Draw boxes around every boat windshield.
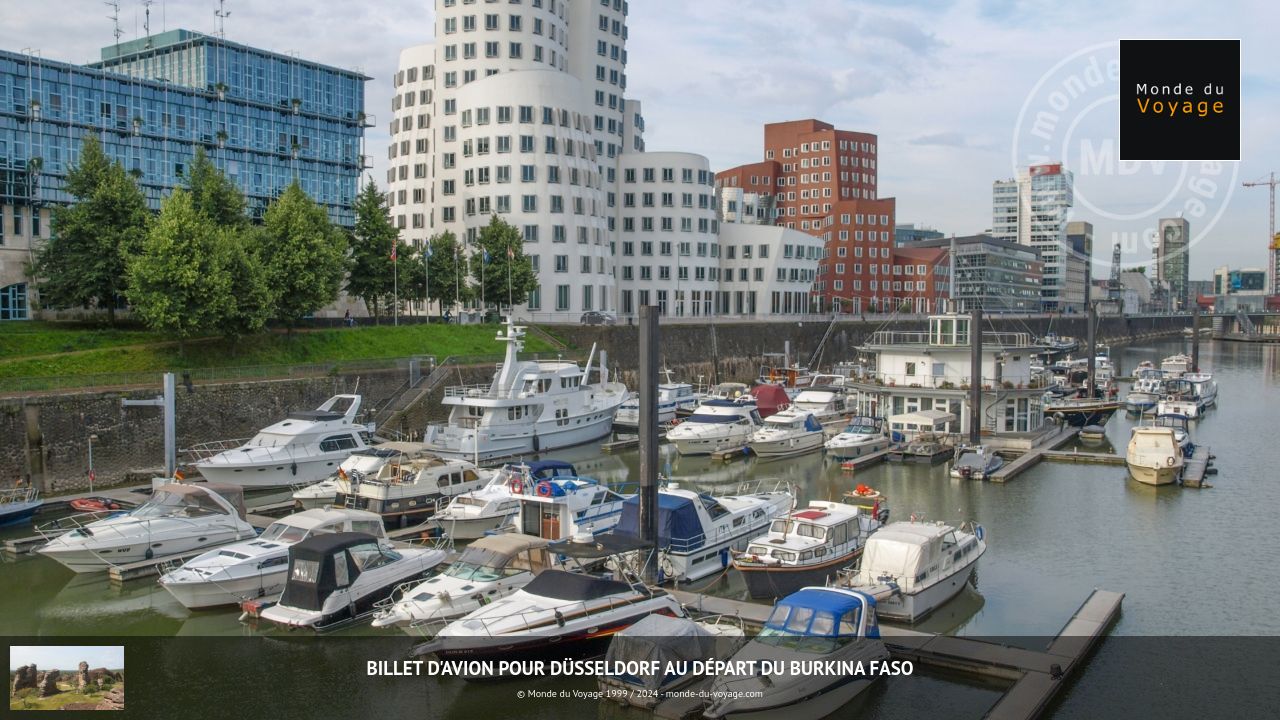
[844,422,878,435]
[686,413,739,424]
[246,432,296,448]
[769,519,825,539]
[132,489,226,518]
[260,522,310,543]
[757,604,862,652]
[443,546,522,582]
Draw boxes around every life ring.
[1166,456,1175,467]
[508,476,524,494]
[535,481,554,497]
[854,484,874,496]
[1166,395,1176,401]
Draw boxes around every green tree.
[423,231,471,317]
[345,181,400,321]
[184,147,247,227]
[467,215,539,311]
[125,190,234,349]
[260,181,347,329]
[35,135,148,324]
[214,227,274,343]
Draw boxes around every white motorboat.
[158,508,389,609]
[704,382,752,402]
[703,587,890,719]
[614,373,700,429]
[733,499,884,599]
[667,399,764,456]
[257,531,447,631]
[422,318,628,463]
[192,395,373,488]
[1155,377,1207,418]
[599,613,747,710]
[949,445,1005,480]
[1154,413,1194,456]
[611,482,793,583]
[1126,426,1184,485]
[1183,372,1218,408]
[510,460,632,541]
[335,454,488,528]
[824,416,890,459]
[838,519,986,623]
[1124,372,1166,413]
[749,411,825,458]
[425,462,536,539]
[291,443,435,510]
[1161,353,1192,378]
[785,385,853,431]
[37,483,256,573]
[0,486,42,527]
[370,534,553,630]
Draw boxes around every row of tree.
[32,135,539,343]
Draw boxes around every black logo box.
[1119,39,1240,161]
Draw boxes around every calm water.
[4,336,1278,718]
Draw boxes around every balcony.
[864,330,1036,348]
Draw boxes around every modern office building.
[894,223,944,247]
[992,163,1083,311]
[0,31,370,320]
[717,223,823,316]
[1155,217,1190,311]
[909,235,1043,313]
[1066,220,1094,305]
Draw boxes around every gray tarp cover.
[604,614,742,692]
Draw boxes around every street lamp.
[87,434,99,493]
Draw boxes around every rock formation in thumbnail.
[40,669,62,697]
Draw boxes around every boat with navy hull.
[949,445,1005,480]
[0,487,42,527]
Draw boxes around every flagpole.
[507,242,513,309]
[424,242,430,320]
[393,244,399,327]
[481,251,486,313]
[454,243,460,319]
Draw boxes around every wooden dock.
[667,587,1123,720]
[1039,449,1126,465]
[1181,445,1214,488]
[601,432,667,454]
[989,428,1080,482]
[710,445,752,462]
[835,447,893,472]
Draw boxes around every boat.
[749,411,825,458]
[1154,413,1194,456]
[422,318,628,463]
[1124,372,1166,413]
[370,534,554,631]
[614,372,700,429]
[757,361,820,397]
[1155,378,1209,418]
[509,460,633,541]
[598,613,747,710]
[837,519,986,623]
[825,416,891,459]
[291,443,438,510]
[257,531,447,631]
[37,483,256,573]
[610,482,793,583]
[334,454,488,528]
[748,383,792,418]
[667,399,764,456]
[0,487,43,527]
[67,497,123,513]
[784,385,854,431]
[192,395,373,488]
[1043,396,1122,427]
[733,499,885,599]
[842,485,890,522]
[1182,372,1218,408]
[1038,333,1080,356]
[1161,353,1192,378]
[704,382,752,402]
[887,433,955,464]
[702,587,890,719]
[949,445,1005,480]
[158,507,390,609]
[410,568,686,664]
[424,462,547,539]
[1126,426,1184,485]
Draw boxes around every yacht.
[424,462,544,539]
[193,395,373,488]
[703,587,889,720]
[733,499,884,599]
[749,411,825,458]
[1124,372,1166,413]
[1126,427,1184,486]
[785,385,853,431]
[158,508,389,609]
[0,487,42,527]
[1183,372,1218,408]
[291,444,435,510]
[1043,395,1122,427]
[598,613,747,710]
[257,531,447,631]
[510,461,633,541]
[949,445,1005,480]
[704,382,752,402]
[422,318,628,463]
[370,534,553,631]
[335,455,488,528]
[1154,413,1194,456]
[37,483,256,573]
[410,569,686,664]
[614,374,700,429]
[610,482,793,583]
[825,416,890,459]
[838,519,986,623]
[1155,378,1208,418]
[1161,353,1192,378]
[667,399,764,456]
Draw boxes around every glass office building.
[0,31,370,319]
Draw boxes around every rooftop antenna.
[215,0,230,39]
[142,0,154,46]
[105,1,123,47]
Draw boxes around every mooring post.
[1087,303,1097,398]
[638,306,660,584]
[1191,304,1201,372]
[969,308,982,445]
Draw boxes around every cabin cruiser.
[705,382,752,402]
[749,411,825,458]
[758,362,820,397]
[1124,372,1166,413]
[785,386,853,431]
[37,483,256,573]
[1154,413,1194,456]
[335,454,487,528]
[1126,427,1184,486]
[1161,354,1192,378]
[510,461,632,541]
[838,519,986,623]
[411,569,686,664]
[599,614,747,710]
[158,508,388,609]
[887,433,955,464]
[1155,378,1210,418]
[949,445,1005,480]
[703,587,890,720]
[1182,372,1218,408]
[0,487,42,527]
[422,318,628,463]
[733,499,884,599]
[291,443,435,510]
[614,375,700,429]
[192,395,373,488]
[1044,395,1122,427]
[668,400,764,456]
[610,482,792,583]
[424,462,541,539]
[1038,333,1080,356]
[371,534,553,631]
[257,531,447,631]
[825,416,890,459]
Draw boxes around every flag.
[483,250,491,264]
[425,244,433,258]
[174,469,185,481]
[390,246,397,261]
[507,245,514,260]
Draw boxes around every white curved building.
[387,44,437,317]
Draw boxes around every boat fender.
[291,461,298,476]
[554,609,565,628]
[144,548,154,560]
[719,547,730,569]
[1167,456,1176,466]
[535,481,554,497]
[532,434,540,454]
[975,525,984,541]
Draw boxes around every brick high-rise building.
[716,119,896,313]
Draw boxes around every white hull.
[197,456,346,488]
[750,432,824,458]
[162,569,287,609]
[426,512,513,539]
[1156,400,1201,418]
[874,554,979,623]
[709,676,878,720]
[39,527,250,574]
[825,437,890,459]
[670,426,755,456]
[1127,463,1181,486]
[424,412,620,464]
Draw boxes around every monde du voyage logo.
[1120,39,1240,161]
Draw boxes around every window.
[556,285,570,311]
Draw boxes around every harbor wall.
[0,314,1190,494]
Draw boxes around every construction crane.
[1242,172,1278,294]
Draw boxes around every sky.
[10,645,124,671]
[3,0,1276,280]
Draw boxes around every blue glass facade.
[0,30,369,225]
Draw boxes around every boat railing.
[411,592,657,640]
[0,487,39,505]
[443,383,506,399]
[182,438,251,462]
[34,510,242,543]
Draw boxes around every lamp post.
[87,433,99,493]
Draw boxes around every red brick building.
[716,119,897,313]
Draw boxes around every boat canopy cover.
[525,460,577,479]
[860,524,949,588]
[751,384,790,416]
[459,534,551,572]
[803,414,823,433]
[279,531,375,611]
[521,569,634,601]
[614,493,705,551]
[155,483,246,519]
[604,615,745,692]
[765,587,876,638]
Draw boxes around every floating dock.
[601,432,667,454]
[989,428,1080,482]
[1180,445,1214,488]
